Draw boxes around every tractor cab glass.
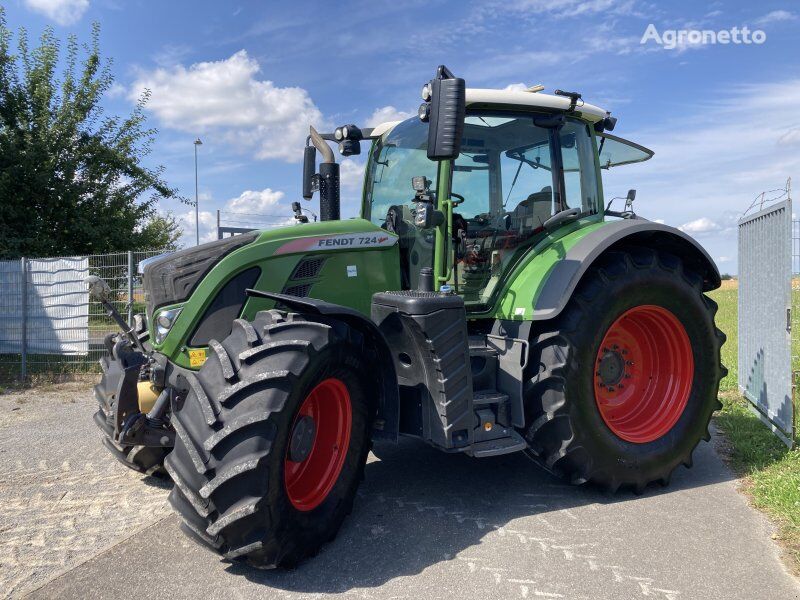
[450,112,600,307]
[364,112,601,303]
[364,118,437,290]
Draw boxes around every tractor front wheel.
[165,310,374,568]
[523,247,726,493]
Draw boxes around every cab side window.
[560,120,599,213]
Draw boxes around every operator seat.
[511,186,552,233]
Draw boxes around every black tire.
[165,310,375,568]
[523,247,726,493]
[94,351,168,477]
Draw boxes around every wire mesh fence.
[0,249,166,382]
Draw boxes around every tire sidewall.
[265,341,372,540]
[564,263,718,475]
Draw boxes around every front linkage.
[87,276,175,475]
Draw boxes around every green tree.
[0,12,184,259]
[138,211,182,251]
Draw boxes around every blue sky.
[3,0,800,271]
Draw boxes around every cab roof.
[370,87,609,138]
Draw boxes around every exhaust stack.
[309,127,340,222]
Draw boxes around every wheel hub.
[287,415,317,463]
[597,349,626,387]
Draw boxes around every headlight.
[154,307,182,344]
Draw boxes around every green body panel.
[485,217,608,321]
[150,218,401,369]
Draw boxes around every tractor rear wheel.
[165,310,374,568]
[523,247,726,493]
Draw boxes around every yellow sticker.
[188,349,207,367]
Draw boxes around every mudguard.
[500,218,721,322]
[245,290,400,441]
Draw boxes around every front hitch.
[88,275,175,449]
[119,387,175,448]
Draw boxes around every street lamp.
[194,138,203,246]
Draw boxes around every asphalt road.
[2,384,798,599]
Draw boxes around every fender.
[501,218,721,322]
[245,290,400,442]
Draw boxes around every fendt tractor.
[89,66,725,568]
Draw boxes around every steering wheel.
[450,192,465,206]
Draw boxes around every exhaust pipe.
[309,127,340,221]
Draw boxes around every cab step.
[468,429,527,458]
[473,389,508,406]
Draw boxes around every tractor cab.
[358,88,652,312]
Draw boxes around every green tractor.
[90,66,725,568]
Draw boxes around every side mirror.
[302,145,316,200]
[420,65,465,161]
[626,189,636,202]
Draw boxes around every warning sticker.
[189,349,207,367]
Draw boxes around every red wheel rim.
[593,305,693,444]
[284,378,352,511]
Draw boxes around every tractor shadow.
[226,434,734,593]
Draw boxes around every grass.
[708,280,800,574]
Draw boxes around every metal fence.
[0,250,166,381]
[738,191,796,447]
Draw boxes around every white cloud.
[366,106,414,127]
[503,82,530,91]
[106,82,127,99]
[225,188,285,214]
[717,256,731,263]
[339,158,366,191]
[678,217,721,235]
[777,128,800,146]
[755,10,796,25]
[507,0,636,19]
[132,50,325,162]
[177,209,217,247]
[23,0,88,25]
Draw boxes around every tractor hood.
[144,219,401,369]
[142,232,259,315]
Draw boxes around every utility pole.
[194,138,203,245]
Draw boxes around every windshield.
[363,118,437,290]
[363,118,436,226]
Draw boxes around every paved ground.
[1,385,798,599]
